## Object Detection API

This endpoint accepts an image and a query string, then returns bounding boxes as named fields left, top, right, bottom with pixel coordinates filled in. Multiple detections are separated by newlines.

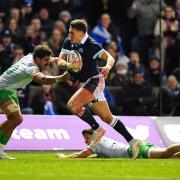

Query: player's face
left=68, top=27, right=84, bottom=44
left=83, top=134, right=93, bottom=145
left=36, top=55, right=50, bottom=71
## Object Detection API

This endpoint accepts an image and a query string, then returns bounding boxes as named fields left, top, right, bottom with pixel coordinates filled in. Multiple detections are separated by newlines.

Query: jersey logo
left=6, top=64, right=20, bottom=76
left=78, top=48, right=83, bottom=54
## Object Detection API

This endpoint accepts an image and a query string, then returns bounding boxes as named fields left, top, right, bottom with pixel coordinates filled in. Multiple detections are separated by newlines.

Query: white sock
left=0, top=143, right=4, bottom=152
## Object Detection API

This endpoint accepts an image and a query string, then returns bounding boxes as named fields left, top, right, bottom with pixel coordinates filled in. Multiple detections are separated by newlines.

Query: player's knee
left=67, top=101, right=84, bottom=116
left=67, top=101, right=74, bottom=112
left=67, top=101, right=77, bottom=114
left=15, top=116, right=23, bottom=126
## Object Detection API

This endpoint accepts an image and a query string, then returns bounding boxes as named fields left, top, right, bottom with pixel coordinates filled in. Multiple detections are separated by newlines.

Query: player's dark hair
left=70, top=19, right=88, bottom=33
left=33, top=45, right=52, bottom=59
left=82, top=129, right=93, bottom=136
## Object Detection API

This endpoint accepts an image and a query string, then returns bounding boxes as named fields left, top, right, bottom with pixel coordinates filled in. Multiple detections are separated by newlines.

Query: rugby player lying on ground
left=57, top=129, right=180, bottom=159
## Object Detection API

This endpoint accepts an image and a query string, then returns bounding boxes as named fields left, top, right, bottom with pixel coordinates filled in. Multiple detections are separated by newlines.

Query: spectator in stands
left=154, top=6, right=179, bottom=72
left=8, top=18, right=22, bottom=44
left=38, top=7, right=54, bottom=37
left=117, top=69, right=157, bottom=115
left=0, top=30, right=15, bottom=72
left=21, top=25, right=36, bottom=54
left=9, top=7, right=21, bottom=26
left=0, top=42, right=8, bottom=74
left=53, top=20, right=66, bottom=35
left=105, top=41, right=121, bottom=62
left=1, top=30, right=15, bottom=57
left=128, top=0, right=166, bottom=63
left=0, top=1, right=11, bottom=24
left=30, top=17, right=46, bottom=42
left=155, top=6, right=179, bottom=49
left=11, top=45, right=24, bottom=64
left=92, top=13, right=124, bottom=53
left=48, top=28, right=64, bottom=56
left=110, top=60, right=130, bottom=87
left=175, top=0, right=180, bottom=23
left=148, top=36, right=161, bottom=60
left=16, top=85, right=33, bottom=114
left=31, top=84, right=57, bottom=115
left=147, top=56, right=161, bottom=87
left=59, top=10, right=72, bottom=29
left=21, top=2, right=34, bottom=27
left=49, top=0, right=73, bottom=20
left=128, top=51, right=149, bottom=81
left=165, top=31, right=180, bottom=75
left=162, top=75, right=180, bottom=115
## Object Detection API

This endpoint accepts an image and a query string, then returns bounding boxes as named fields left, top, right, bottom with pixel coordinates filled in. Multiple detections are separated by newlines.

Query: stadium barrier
left=0, top=115, right=172, bottom=150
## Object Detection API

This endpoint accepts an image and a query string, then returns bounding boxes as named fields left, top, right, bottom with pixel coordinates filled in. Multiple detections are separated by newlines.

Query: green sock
left=0, top=134, right=10, bottom=145
left=0, top=130, right=4, bottom=137
left=0, top=130, right=10, bottom=145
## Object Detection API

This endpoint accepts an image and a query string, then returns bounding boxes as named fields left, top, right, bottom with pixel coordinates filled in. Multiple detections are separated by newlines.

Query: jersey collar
left=80, top=32, right=88, bottom=44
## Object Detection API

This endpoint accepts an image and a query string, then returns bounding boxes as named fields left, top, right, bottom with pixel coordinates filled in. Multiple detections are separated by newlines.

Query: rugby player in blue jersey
left=56, top=19, right=140, bottom=158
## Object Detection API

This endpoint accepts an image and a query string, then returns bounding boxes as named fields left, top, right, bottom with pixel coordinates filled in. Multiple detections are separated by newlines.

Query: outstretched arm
left=32, top=71, right=69, bottom=85
left=57, top=148, right=93, bottom=158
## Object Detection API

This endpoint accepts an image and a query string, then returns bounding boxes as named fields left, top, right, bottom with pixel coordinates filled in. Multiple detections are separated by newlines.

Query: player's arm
left=32, top=71, right=69, bottom=85
left=57, top=148, right=93, bottom=158
left=99, top=51, right=115, bottom=78
left=49, top=54, right=70, bottom=71
left=56, top=53, right=69, bottom=70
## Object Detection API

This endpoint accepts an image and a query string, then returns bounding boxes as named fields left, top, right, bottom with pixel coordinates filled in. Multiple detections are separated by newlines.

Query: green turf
left=0, top=151, right=180, bottom=180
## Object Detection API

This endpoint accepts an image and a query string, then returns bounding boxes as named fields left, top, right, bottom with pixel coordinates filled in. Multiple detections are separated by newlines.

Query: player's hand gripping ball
left=67, top=50, right=83, bottom=73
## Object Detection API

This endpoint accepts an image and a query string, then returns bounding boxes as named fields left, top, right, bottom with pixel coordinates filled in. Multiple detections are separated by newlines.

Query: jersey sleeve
left=60, top=38, right=71, bottom=54
left=91, top=42, right=105, bottom=59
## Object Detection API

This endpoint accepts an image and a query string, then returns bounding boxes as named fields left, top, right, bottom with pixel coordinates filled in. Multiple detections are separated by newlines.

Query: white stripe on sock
left=110, top=116, right=118, bottom=127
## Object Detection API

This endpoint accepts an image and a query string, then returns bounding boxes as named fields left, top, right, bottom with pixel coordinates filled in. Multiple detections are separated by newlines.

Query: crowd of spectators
left=0, top=0, right=179, bottom=116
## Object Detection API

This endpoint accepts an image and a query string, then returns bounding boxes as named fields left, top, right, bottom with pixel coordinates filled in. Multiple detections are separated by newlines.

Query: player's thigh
left=91, top=101, right=113, bottom=123
left=68, top=87, right=95, bottom=108
left=0, top=100, right=22, bottom=122
left=149, top=148, right=166, bottom=158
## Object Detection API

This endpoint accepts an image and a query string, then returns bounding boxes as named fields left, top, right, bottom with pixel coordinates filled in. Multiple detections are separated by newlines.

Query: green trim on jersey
left=0, top=90, right=19, bottom=105
left=128, top=141, right=156, bottom=158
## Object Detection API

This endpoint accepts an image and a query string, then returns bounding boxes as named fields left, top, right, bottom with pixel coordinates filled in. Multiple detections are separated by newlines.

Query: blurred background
left=0, top=0, right=179, bottom=116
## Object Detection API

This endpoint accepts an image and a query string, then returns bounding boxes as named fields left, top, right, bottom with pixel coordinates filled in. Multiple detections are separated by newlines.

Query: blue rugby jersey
left=60, top=35, right=105, bottom=82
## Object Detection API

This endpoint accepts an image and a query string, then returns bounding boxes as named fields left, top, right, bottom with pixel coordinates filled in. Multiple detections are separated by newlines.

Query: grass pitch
left=0, top=151, right=180, bottom=180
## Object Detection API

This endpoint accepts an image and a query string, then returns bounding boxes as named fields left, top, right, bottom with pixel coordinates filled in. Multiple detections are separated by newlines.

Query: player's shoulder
left=87, top=36, right=102, bottom=47
left=19, top=53, right=39, bottom=72
left=61, top=37, right=72, bottom=51
left=86, top=36, right=104, bottom=54
left=19, top=53, right=33, bottom=64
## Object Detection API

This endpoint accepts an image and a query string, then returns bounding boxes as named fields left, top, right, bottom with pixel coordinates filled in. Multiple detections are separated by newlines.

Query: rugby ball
left=67, top=50, right=83, bottom=72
